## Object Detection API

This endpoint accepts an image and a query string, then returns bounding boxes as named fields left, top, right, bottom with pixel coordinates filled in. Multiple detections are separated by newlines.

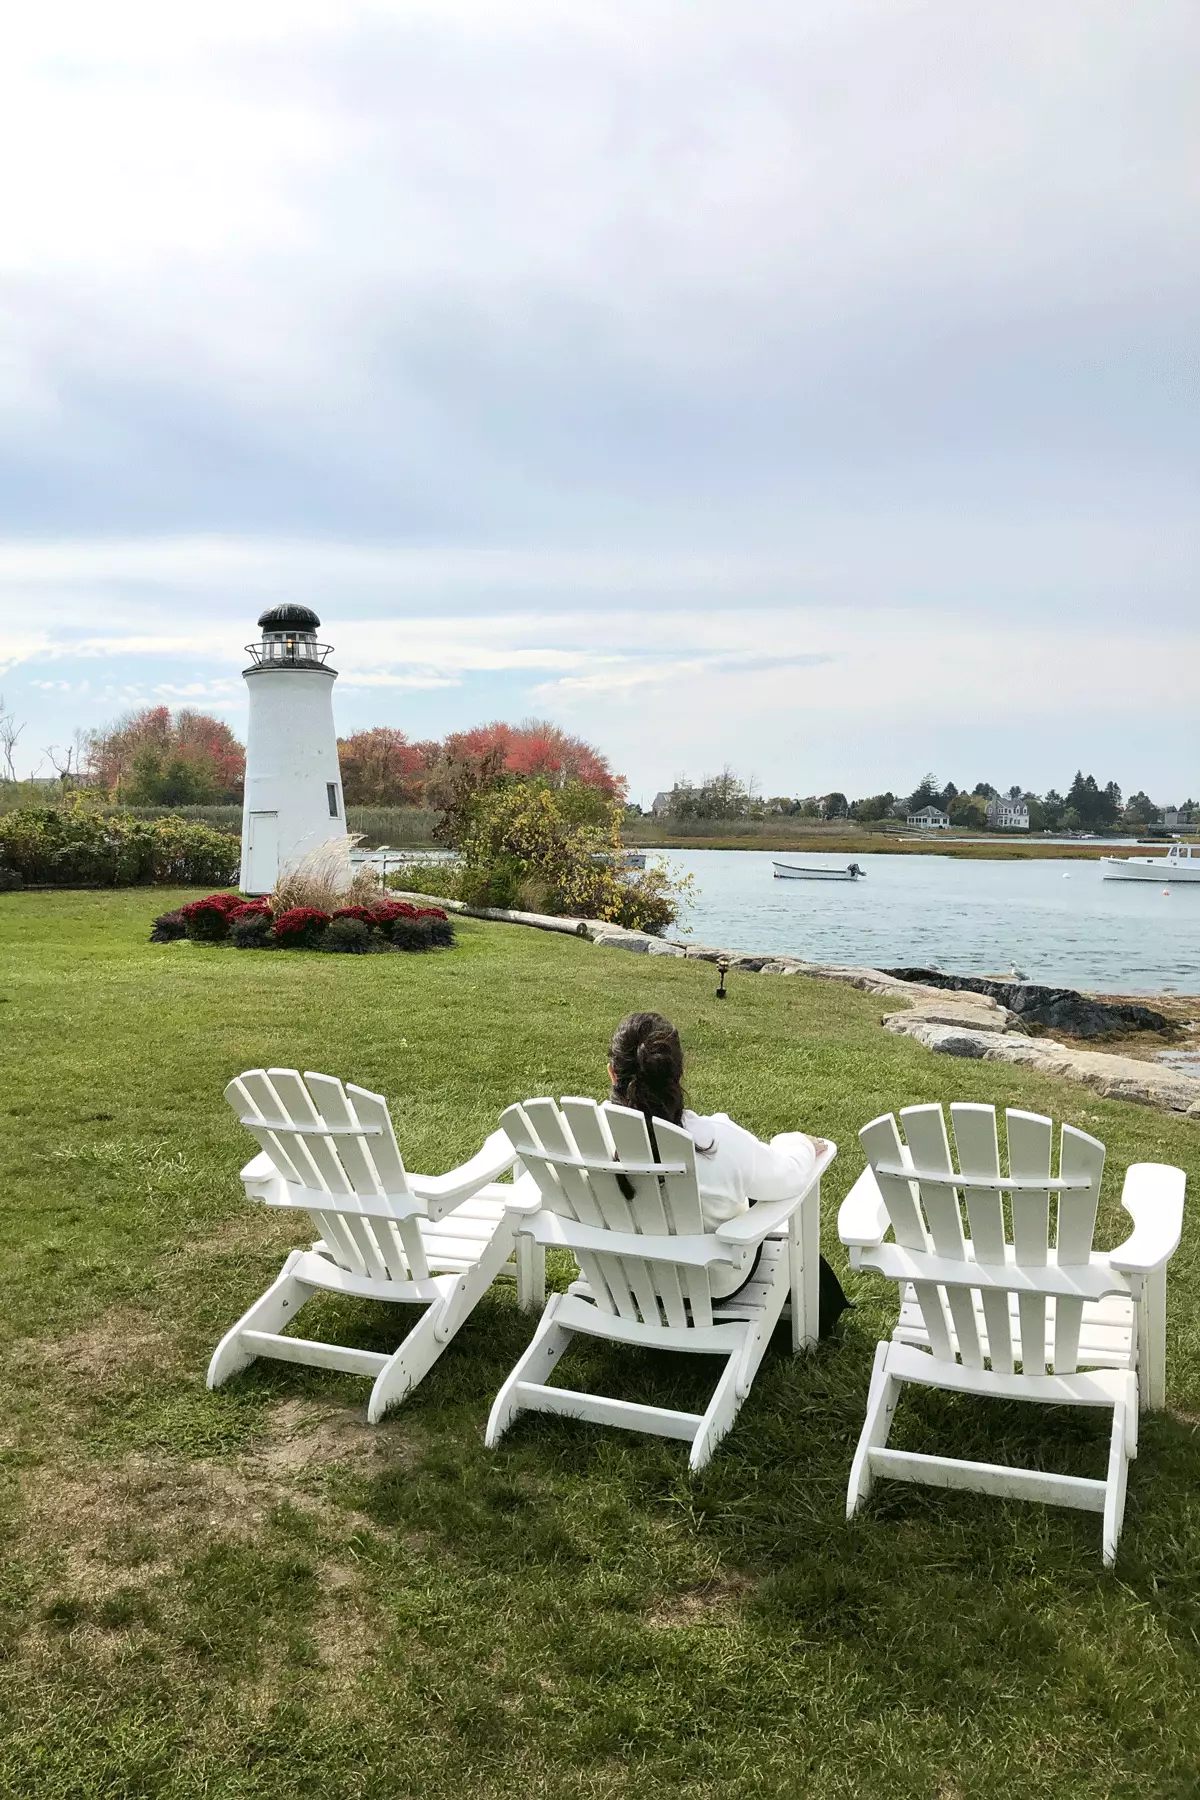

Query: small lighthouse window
left=327, top=783, right=340, bottom=817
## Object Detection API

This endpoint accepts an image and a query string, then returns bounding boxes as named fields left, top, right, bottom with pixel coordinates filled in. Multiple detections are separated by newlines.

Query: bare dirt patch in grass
left=646, top=1568, right=757, bottom=1628
left=7, top=1306, right=176, bottom=1397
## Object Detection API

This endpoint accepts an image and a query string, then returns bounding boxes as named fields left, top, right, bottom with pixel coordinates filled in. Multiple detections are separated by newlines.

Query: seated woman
left=608, top=1010, right=849, bottom=1330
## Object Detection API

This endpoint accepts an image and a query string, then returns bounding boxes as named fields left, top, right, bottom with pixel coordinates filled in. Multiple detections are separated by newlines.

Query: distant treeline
left=645, top=769, right=1195, bottom=833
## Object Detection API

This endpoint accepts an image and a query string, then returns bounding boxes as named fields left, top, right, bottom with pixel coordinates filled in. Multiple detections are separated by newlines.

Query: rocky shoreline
left=390, top=892, right=1200, bottom=1121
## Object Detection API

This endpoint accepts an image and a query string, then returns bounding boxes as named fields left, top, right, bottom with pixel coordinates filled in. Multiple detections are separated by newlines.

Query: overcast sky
left=1, top=1, right=1196, bottom=803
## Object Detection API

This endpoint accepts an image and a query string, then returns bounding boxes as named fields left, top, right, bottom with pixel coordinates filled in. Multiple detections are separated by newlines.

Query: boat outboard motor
left=847, top=862, right=865, bottom=879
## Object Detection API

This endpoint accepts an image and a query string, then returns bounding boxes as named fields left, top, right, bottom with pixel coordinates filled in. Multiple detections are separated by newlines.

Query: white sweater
left=680, top=1110, right=818, bottom=1296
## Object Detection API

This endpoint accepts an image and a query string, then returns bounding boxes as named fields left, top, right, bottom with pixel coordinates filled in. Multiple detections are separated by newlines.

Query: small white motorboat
left=773, top=860, right=866, bottom=881
left=1100, top=843, right=1200, bottom=883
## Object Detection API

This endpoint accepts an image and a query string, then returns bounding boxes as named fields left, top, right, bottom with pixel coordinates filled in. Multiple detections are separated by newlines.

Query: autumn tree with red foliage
left=336, top=728, right=438, bottom=806
left=438, top=720, right=622, bottom=798
left=87, top=707, right=245, bottom=803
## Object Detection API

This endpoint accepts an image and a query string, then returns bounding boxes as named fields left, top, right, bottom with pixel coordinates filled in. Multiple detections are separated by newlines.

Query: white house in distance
left=907, top=804, right=950, bottom=830
left=986, top=795, right=1030, bottom=831
left=240, top=604, right=347, bottom=895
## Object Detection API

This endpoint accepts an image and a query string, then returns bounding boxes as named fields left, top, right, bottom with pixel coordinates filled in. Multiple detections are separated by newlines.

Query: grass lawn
left=2, top=890, right=1199, bottom=1799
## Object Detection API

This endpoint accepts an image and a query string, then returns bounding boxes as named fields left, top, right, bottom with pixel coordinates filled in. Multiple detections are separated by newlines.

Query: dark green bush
left=389, top=916, right=455, bottom=951
left=230, top=912, right=275, bottom=950
left=322, top=918, right=373, bottom=954
left=0, top=806, right=239, bottom=887
left=150, top=909, right=188, bottom=942
left=0, top=864, right=23, bottom=892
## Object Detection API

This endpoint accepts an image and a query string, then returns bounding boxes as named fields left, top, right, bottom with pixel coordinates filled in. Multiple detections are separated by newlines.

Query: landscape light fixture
left=715, top=956, right=730, bottom=1000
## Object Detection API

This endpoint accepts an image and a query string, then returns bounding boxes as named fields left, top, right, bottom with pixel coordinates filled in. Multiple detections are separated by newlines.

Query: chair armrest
left=716, top=1193, right=805, bottom=1246
left=240, top=1151, right=283, bottom=1203
left=714, top=1141, right=835, bottom=1247
left=838, top=1165, right=889, bottom=1251
left=1109, top=1163, right=1186, bottom=1274
left=472, top=1171, right=543, bottom=1216
left=408, top=1130, right=518, bottom=1217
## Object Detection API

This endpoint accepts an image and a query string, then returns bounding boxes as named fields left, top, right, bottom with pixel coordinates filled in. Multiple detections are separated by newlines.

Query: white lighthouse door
left=247, top=811, right=279, bottom=894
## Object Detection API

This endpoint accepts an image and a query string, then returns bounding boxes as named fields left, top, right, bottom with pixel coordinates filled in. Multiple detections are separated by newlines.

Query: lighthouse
left=240, top=604, right=347, bottom=895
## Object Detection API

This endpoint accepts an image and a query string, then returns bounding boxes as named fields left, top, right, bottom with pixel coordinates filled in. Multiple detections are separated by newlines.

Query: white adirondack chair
left=208, top=1068, right=544, bottom=1422
left=486, top=1098, right=836, bottom=1470
left=838, top=1102, right=1185, bottom=1564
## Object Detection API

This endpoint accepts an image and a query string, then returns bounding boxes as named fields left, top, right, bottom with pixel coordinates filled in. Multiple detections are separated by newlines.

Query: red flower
left=271, top=906, right=332, bottom=946
left=331, top=906, right=379, bottom=926
left=370, top=900, right=420, bottom=923
left=180, top=891, right=244, bottom=920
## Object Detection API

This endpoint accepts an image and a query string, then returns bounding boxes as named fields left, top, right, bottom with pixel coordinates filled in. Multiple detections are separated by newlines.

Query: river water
left=656, top=850, right=1199, bottom=995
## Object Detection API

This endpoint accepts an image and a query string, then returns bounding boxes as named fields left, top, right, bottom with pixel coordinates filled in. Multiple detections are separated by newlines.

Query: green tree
left=1066, top=771, right=1121, bottom=831
left=850, top=792, right=894, bottom=822
left=906, top=773, right=941, bottom=812
left=1122, top=791, right=1161, bottom=830
left=127, top=749, right=219, bottom=805
left=458, top=779, right=685, bottom=930
left=948, top=792, right=988, bottom=828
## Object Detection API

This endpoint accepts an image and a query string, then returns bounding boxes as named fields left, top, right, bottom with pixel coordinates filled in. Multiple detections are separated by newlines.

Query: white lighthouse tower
left=240, top=604, right=347, bottom=895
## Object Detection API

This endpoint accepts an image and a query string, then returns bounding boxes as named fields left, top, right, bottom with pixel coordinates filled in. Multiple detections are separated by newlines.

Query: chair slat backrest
left=859, top=1103, right=1107, bottom=1377
left=225, top=1068, right=425, bottom=1284
left=499, top=1098, right=711, bottom=1330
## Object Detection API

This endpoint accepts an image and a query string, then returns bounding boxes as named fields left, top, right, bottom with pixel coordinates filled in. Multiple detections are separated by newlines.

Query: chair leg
left=1102, top=1380, right=1135, bottom=1568
left=367, top=1302, right=449, bottom=1423
left=485, top=1294, right=574, bottom=1448
left=847, top=1341, right=899, bottom=1519
left=434, top=1223, right=520, bottom=1346
left=516, top=1235, right=546, bottom=1314
left=207, top=1250, right=309, bottom=1389
left=1137, top=1265, right=1168, bottom=1413
left=790, top=1181, right=821, bottom=1353
left=689, top=1351, right=744, bottom=1472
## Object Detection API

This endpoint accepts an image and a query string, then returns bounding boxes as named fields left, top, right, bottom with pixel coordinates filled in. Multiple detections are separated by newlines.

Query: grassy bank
left=1, top=891, right=1199, bottom=1797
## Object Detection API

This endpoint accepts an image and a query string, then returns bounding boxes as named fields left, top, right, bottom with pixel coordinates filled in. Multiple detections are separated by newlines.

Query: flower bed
left=150, top=894, right=454, bottom=952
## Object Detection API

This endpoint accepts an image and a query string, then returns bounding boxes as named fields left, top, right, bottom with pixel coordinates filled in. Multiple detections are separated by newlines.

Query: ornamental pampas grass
left=270, top=835, right=382, bottom=915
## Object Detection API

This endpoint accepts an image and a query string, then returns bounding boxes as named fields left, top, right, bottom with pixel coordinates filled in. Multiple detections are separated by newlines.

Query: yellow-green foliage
left=459, top=779, right=687, bottom=930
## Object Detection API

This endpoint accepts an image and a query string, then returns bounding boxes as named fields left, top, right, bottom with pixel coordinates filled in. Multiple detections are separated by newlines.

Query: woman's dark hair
left=609, top=1011, right=685, bottom=1130
left=608, top=1013, right=713, bottom=1194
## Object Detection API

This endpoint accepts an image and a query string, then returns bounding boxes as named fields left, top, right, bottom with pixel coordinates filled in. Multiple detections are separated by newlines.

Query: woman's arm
left=717, top=1118, right=819, bottom=1201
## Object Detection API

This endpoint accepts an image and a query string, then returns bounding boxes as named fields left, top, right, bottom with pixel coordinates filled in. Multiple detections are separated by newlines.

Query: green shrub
left=387, top=915, right=454, bottom=951
left=384, top=860, right=462, bottom=901
left=149, top=908, right=188, bottom=942
left=322, top=917, right=373, bottom=954
left=448, top=780, right=686, bottom=931
left=229, top=912, right=275, bottom=950
left=0, top=864, right=23, bottom=892
left=0, top=805, right=239, bottom=887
